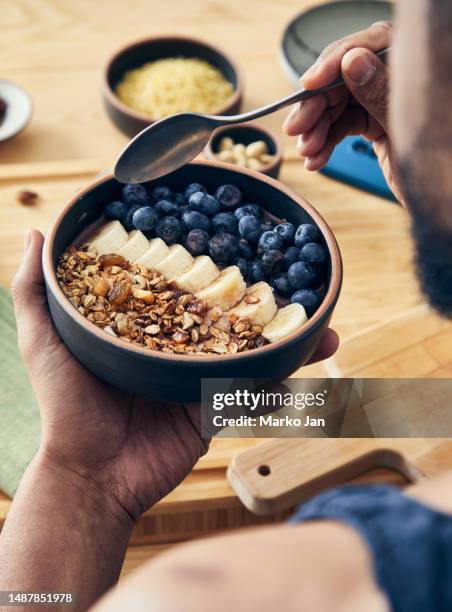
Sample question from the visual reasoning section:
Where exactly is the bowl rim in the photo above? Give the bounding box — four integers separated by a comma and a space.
102, 35, 244, 125
0, 78, 33, 143
43, 159, 342, 364
204, 122, 283, 175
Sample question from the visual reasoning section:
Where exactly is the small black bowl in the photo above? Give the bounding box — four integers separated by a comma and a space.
43, 161, 342, 403
204, 122, 283, 179
103, 36, 244, 137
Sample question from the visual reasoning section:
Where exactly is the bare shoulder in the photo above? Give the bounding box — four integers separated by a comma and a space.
94, 521, 390, 612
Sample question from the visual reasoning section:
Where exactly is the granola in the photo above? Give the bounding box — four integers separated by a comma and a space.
57, 247, 267, 356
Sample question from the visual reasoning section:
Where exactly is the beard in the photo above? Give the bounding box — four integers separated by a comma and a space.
398, 157, 452, 317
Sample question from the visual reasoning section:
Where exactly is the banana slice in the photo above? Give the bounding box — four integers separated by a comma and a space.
87, 220, 128, 255
228, 281, 277, 327
197, 265, 246, 311
262, 303, 308, 343
117, 230, 150, 263
135, 238, 170, 269
175, 256, 220, 294
154, 244, 194, 280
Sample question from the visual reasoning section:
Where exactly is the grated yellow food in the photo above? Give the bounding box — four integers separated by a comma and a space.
115, 57, 234, 119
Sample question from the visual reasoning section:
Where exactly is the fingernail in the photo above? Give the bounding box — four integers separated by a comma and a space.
304, 157, 311, 169
24, 230, 32, 254
345, 54, 376, 85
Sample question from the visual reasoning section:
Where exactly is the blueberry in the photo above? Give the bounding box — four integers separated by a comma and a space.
238, 215, 262, 243
155, 199, 179, 217
123, 205, 141, 231
151, 185, 173, 202
184, 183, 207, 200
208, 233, 239, 265
294, 223, 320, 249
181, 210, 211, 233
189, 192, 220, 217
288, 261, 318, 290
284, 246, 300, 269
105, 200, 127, 221
236, 258, 249, 280
185, 229, 210, 256
176, 202, 190, 218
155, 216, 182, 245
258, 231, 284, 254
215, 184, 242, 211
212, 212, 238, 234
122, 184, 150, 207
174, 192, 187, 207
249, 259, 265, 283
132, 206, 159, 232
261, 221, 275, 233
239, 238, 255, 260
274, 222, 296, 245
291, 289, 322, 317
299, 242, 328, 268
261, 249, 284, 276
234, 204, 262, 220
271, 272, 293, 297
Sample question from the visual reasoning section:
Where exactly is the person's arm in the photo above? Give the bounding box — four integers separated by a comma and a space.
0, 455, 132, 611
0, 230, 338, 611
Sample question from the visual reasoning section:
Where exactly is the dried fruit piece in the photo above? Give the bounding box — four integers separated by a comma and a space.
99, 253, 127, 267
108, 282, 130, 306
173, 330, 189, 344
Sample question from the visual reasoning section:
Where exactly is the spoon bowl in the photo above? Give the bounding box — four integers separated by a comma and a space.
115, 113, 215, 183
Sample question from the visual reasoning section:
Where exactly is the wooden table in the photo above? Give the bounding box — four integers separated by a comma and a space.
1, 0, 452, 579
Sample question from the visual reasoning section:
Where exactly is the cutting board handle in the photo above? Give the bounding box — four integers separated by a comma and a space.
227, 439, 424, 516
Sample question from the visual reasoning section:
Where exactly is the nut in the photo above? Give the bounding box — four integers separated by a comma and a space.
246, 140, 268, 158
92, 277, 110, 297
132, 288, 155, 304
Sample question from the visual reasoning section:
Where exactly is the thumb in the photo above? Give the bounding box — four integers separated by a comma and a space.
341, 47, 389, 132
11, 229, 57, 364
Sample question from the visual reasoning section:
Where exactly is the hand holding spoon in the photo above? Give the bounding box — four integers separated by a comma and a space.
114, 48, 390, 184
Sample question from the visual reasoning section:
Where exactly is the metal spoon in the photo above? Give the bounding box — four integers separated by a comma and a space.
114, 48, 390, 184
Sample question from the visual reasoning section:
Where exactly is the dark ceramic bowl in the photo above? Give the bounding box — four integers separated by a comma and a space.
204, 122, 283, 179
43, 161, 342, 403
103, 36, 244, 137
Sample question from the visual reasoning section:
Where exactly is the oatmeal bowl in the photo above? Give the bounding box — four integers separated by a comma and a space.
42, 160, 342, 402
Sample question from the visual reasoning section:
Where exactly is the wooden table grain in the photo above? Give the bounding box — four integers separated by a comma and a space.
1, 0, 452, 580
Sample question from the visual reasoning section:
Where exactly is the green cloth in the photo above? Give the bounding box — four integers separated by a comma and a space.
0, 286, 40, 498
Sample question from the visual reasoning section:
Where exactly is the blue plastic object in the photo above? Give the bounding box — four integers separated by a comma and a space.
320, 136, 397, 202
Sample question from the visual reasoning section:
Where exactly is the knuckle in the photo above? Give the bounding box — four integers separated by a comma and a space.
373, 78, 389, 111
320, 39, 344, 59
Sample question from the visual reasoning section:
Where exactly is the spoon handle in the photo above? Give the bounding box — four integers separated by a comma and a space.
215, 47, 391, 125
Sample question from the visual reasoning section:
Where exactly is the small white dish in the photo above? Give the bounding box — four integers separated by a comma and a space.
0, 79, 33, 142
